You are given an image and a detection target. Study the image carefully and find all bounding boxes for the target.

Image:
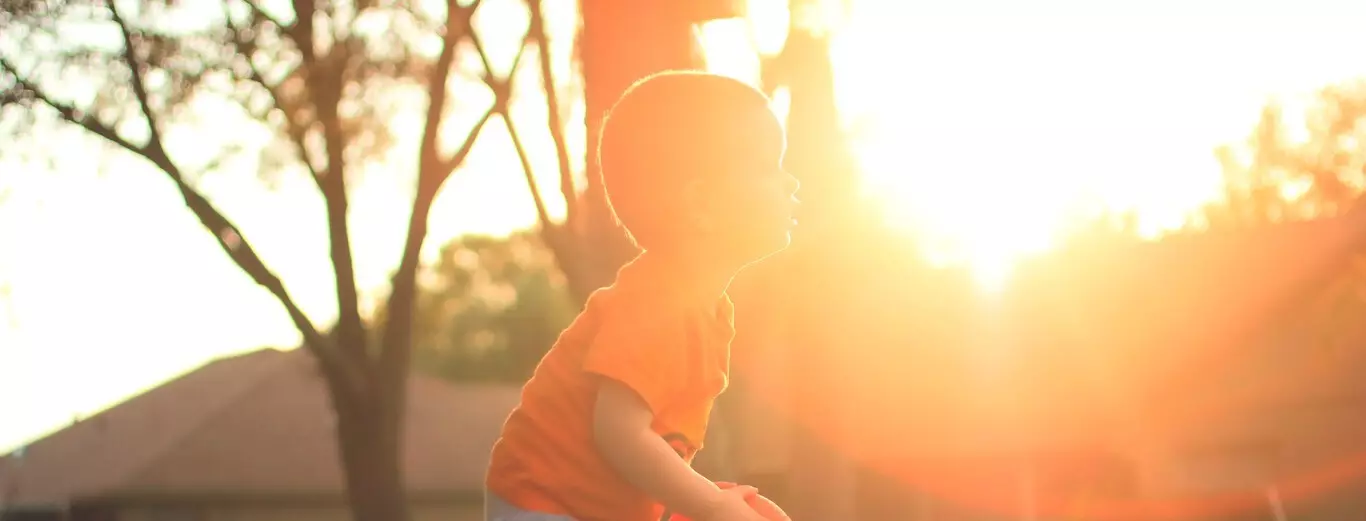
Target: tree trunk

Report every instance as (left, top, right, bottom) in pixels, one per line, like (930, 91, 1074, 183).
(330, 374, 409, 521)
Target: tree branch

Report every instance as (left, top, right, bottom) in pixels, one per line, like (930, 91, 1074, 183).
(502, 102, 552, 235)
(375, 106, 492, 388)
(219, 2, 365, 359)
(0, 56, 363, 394)
(486, 34, 580, 299)
(220, 3, 324, 183)
(239, 0, 299, 46)
(190, 142, 247, 179)
(289, 0, 317, 64)
(376, 0, 483, 388)
(415, 0, 466, 196)
(308, 49, 366, 360)
(525, 0, 576, 223)
(319, 121, 366, 360)
(110, 2, 168, 160)
(467, 26, 550, 234)
(502, 104, 577, 288)
(479, 35, 554, 234)
(437, 109, 495, 180)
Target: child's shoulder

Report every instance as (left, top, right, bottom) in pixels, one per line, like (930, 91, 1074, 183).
(597, 282, 690, 328)
(578, 286, 698, 352)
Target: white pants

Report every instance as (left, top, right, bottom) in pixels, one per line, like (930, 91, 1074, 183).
(485, 493, 578, 521)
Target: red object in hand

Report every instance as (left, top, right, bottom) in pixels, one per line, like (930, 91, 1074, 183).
(658, 482, 791, 521)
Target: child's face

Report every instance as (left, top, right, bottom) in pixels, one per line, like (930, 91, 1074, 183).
(683, 108, 800, 263)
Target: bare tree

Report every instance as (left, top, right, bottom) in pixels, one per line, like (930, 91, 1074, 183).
(0, 0, 574, 518)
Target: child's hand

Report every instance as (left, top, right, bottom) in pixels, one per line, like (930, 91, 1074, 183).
(696, 486, 770, 521)
(740, 492, 789, 521)
(713, 483, 788, 521)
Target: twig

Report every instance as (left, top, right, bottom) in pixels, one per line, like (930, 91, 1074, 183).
(309, 58, 365, 360)
(288, 0, 317, 64)
(491, 34, 581, 292)
(526, 0, 577, 224)
(377, 0, 491, 385)
(109, 2, 167, 159)
(219, 1, 323, 184)
(220, 1, 370, 355)
(239, 0, 299, 46)
(469, 25, 550, 234)
(504, 110, 551, 232)
(188, 143, 245, 179)
(0, 56, 363, 394)
(415, 0, 466, 194)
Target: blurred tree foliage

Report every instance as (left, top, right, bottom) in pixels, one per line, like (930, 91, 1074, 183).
(1206, 80, 1366, 345)
(374, 231, 575, 383)
(1206, 80, 1366, 227)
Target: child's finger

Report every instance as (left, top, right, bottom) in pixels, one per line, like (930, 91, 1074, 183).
(721, 484, 759, 498)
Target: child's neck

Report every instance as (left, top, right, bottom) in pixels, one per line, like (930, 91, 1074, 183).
(643, 247, 740, 304)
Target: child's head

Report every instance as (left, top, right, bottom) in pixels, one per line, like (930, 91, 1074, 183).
(598, 71, 800, 265)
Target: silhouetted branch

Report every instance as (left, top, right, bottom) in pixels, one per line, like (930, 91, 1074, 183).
(320, 138, 366, 360)
(219, 1, 367, 359)
(239, 0, 298, 45)
(109, 2, 167, 164)
(415, 1, 468, 196)
(191, 143, 248, 179)
(468, 22, 550, 234)
(438, 109, 495, 178)
(220, 2, 322, 182)
(505, 107, 551, 228)
(378, 0, 488, 387)
(526, 0, 576, 223)
(311, 57, 365, 360)
(377, 108, 492, 386)
(290, 0, 317, 63)
(487, 41, 546, 223)
(494, 33, 582, 292)
(0, 56, 363, 394)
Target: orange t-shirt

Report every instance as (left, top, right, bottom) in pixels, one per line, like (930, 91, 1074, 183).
(486, 254, 736, 521)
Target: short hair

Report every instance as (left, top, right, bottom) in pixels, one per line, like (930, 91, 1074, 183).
(597, 70, 777, 250)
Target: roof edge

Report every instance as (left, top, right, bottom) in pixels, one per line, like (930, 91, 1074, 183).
(1, 348, 290, 459)
(97, 349, 301, 497)
(72, 489, 483, 509)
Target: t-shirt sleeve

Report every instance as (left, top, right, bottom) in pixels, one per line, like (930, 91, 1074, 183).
(582, 315, 690, 415)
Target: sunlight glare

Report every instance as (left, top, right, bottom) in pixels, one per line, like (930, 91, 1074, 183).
(697, 20, 762, 84)
(968, 250, 1015, 295)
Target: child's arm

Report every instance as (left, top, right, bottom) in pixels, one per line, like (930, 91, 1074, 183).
(593, 380, 764, 521)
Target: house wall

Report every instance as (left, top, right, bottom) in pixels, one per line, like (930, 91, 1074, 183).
(116, 503, 483, 521)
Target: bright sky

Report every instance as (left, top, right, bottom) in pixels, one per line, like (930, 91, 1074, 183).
(4, 0, 1366, 452)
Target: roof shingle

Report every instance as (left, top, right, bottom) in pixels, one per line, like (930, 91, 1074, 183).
(0, 348, 519, 507)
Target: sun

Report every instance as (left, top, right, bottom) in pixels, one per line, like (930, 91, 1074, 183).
(697, 11, 1067, 293)
(698, 0, 1239, 292)
(851, 126, 1066, 292)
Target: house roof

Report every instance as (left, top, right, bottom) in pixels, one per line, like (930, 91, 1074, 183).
(0, 348, 520, 508)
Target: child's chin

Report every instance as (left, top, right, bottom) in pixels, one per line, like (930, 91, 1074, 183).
(749, 234, 792, 261)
